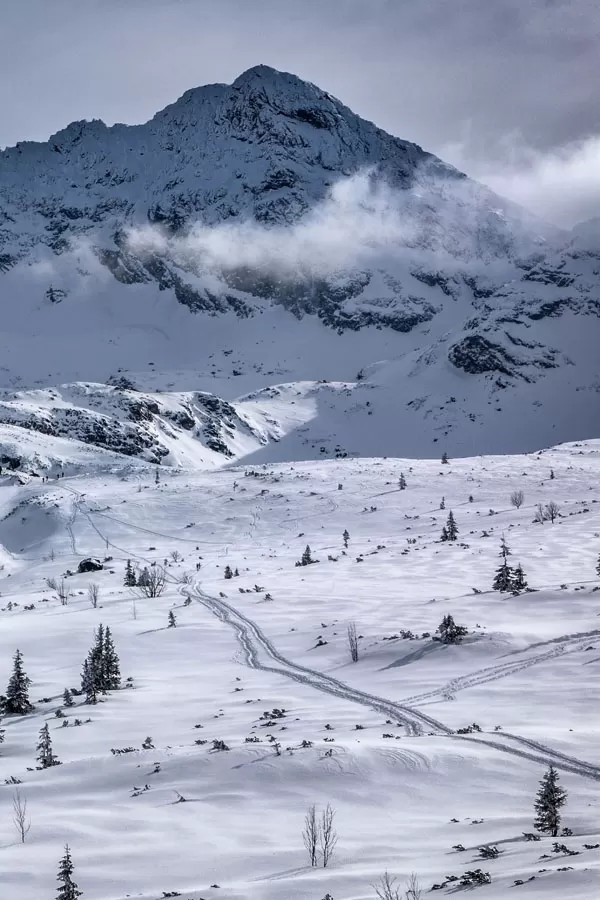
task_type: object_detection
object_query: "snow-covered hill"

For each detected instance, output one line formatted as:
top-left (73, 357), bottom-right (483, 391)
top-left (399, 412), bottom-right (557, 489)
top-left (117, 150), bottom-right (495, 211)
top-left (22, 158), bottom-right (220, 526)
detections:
top-left (1, 441), bottom-right (600, 898)
top-left (0, 64), bottom-right (599, 461)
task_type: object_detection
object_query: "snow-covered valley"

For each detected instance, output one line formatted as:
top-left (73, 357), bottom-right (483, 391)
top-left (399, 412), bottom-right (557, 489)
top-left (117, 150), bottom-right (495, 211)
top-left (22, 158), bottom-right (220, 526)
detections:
top-left (2, 440), bottom-right (600, 898)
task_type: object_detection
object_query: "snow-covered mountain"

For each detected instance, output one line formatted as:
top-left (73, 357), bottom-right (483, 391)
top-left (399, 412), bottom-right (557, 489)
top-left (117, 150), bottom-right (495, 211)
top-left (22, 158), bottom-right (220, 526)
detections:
top-left (0, 64), bottom-right (599, 466)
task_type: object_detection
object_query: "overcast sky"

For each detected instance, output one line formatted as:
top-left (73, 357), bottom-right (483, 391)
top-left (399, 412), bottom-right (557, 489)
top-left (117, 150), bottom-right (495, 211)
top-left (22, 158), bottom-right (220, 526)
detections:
top-left (1, 0), bottom-right (599, 227)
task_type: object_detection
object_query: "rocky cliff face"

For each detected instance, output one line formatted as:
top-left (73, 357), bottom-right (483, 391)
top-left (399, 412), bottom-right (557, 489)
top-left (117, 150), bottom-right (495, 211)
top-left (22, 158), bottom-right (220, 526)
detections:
top-left (0, 65), bottom-right (598, 462)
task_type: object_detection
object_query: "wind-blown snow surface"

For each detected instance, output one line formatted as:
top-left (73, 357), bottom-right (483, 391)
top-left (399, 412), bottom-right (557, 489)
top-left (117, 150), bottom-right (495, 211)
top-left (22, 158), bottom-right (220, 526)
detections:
top-left (1, 442), bottom-right (600, 898)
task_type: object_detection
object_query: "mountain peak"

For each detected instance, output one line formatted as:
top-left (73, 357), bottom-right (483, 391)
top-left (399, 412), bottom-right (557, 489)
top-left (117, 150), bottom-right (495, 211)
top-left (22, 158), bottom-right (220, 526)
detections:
top-left (231, 64), bottom-right (285, 87)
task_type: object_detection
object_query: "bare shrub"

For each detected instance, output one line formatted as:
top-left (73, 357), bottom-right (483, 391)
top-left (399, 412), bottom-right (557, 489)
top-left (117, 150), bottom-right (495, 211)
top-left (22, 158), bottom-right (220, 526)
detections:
top-left (170, 550), bottom-right (182, 563)
top-left (320, 803), bottom-right (338, 868)
top-left (137, 566), bottom-right (167, 598)
top-left (534, 503), bottom-right (547, 524)
top-left (88, 583), bottom-right (99, 608)
top-left (510, 490), bottom-right (525, 509)
top-left (54, 579), bottom-right (69, 605)
top-left (46, 576), bottom-right (58, 592)
top-left (12, 789), bottom-right (31, 843)
top-left (302, 803), bottom-right (319, 867)
top-left (545, 501), bottom-right (560, 523)
top-left (373, 872), bottom-right (401, 900)
top-left (347, 622), bottom-right (359, 662)
top-left (405, 873), bottom-right (422, 900)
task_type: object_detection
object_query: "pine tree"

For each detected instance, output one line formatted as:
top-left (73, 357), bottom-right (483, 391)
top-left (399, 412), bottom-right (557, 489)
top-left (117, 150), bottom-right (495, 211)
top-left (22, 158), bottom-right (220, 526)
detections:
top-left (63, 688), bottom-right (74, 708)
top-left (56, 845), bottom-right (82, 900)
top-left (168, 610), bottom-right (177, 628)
top-left (102, 627), bottom-right (121, 691)
top-left (534, 765), bottom-right (567, 836)
top-left (80, 659), bottom-right (96, 705)
top-left (440, 525), bottom-right (449, 542)
top-left (301, 545), bottom-right (313, 565)
top-left (224, 565), bottom-right (233, 579)
top-left (124, 559), bottom-right (137, 587)
top-left (155, 467), bottom-right (160, 485)
top-left (499, 535), bottom-right (511, 559)
top-left (596, 552), bottom-right (600, 578)
top-left (342, 529), bottom-right (350, 548)
top-left (512, 564), bottom-right (528, 592)
top-left (441, 452), bottom-right (449, 464)
top-left (446, 511), bottom-right (458, 541)
top-left (493, 559), bottom-right (514, 591)
top-left (5, 649), bottom-right (33, 715)
top-left (90, 625), bottom-right (106, 693)
top-left (437, 614), bottom-right (468, 644)
top-left (37, 722), bottom-right (60, 768)
top-left (0, 711), bottom-right (4, 745)
top-left (399, 473), bottom-right (407, 490)
top-left (440, 496), bottom-right (446, 510)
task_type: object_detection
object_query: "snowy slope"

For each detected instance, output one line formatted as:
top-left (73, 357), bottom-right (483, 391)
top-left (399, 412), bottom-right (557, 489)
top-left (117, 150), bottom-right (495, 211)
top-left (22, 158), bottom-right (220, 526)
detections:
top-left (0, 65), bottom-right (599, 460)
top-left (1, 442), bottom-right (600, 898)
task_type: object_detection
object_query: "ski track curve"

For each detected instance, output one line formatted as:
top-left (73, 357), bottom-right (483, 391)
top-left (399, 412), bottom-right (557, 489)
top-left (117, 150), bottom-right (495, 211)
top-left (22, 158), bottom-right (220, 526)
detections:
top-left (191, 585), bottom-right (452, 737)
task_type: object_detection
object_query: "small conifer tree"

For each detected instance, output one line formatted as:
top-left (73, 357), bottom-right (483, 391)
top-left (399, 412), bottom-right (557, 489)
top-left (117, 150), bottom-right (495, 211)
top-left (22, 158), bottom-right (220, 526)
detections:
top-left (437, 614), bottom-right (468, 644)
top-left (5, 649), bottom-right (33, 715)
top-left (399, 473), bottom-right (407, 490)
top-left (446, 511), bottom-right (458, 541)
top-left (512, 564), bottom-right (528, 592)
top-left (596, 552), bottom-right (600, 578)
top-left (224, 565), bottom-right (233, 579)
top-left (37, 722), bottom-right (60, 768)
top-left (63, 688), bottom-right (74, 708)
top-left (440, 525), bottom-right (449, 542)
top-left (534, 765), bottom-right (567, 836)
top-left (102, 627), bottom-right (121, 690)
top-left (441, 451), bottom-right (449, 464)
top-left (440, 496), bottom-right (445, 510)
top-left (81, 659), bottom-right (97, 705)
top-left (56, 845), bottom-right (82, 900)
top-left (168, 610), bottom-right (177, 628)
top-left (301, 545), bottom-right (314, 565)
top-left (124, 559), bottom-right (137, 587)
top-left (493, 559), bottom-right (514, 592)
top-left (342, 529), bottom-right (350, 548)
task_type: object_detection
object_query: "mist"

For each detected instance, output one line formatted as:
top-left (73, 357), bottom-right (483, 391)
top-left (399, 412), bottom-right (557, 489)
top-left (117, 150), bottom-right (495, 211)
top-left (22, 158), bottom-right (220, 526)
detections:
top-left (126, 171), bottom-right (421, 279)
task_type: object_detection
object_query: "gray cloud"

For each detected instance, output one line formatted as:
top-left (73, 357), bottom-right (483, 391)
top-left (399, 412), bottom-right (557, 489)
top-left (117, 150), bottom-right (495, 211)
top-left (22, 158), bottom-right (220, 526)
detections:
top-left (1, 0), bottom-right (599, 226)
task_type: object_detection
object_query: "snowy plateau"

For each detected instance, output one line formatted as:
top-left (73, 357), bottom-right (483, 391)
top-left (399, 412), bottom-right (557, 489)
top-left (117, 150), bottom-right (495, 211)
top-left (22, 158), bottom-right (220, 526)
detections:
top-left (0, 65), bottom-right (600, 900)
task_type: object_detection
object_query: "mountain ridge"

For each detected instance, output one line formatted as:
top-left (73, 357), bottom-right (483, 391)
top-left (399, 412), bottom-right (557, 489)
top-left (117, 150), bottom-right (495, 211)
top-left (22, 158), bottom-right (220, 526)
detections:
top-left (0, 65), bottom-right (598, 465)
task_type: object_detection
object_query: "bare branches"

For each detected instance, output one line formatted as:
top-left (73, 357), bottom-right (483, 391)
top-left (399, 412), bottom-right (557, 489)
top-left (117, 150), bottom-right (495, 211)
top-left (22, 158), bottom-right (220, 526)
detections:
top-left (374, 872), bottom-right (401, 900)
top-left (88, 582), bottom-right (99, 608)
top-left (510, 490), bottom-right (524, 509)
top-left (373, 872), bottom-right (422, 900)
top-left (54, 579), bottom-right (69, 605)
top-left (136, 565), bottom-right (167, 598)
top-left (302, 803), bottom-right (338, 868)
top-left (12, 789), bottom-right (31, 843)
top-left (302, 803), bottom-right (319, 867)
top-left (405, 873), bottom-right (422, 900)
top-left (320, 803), bottom-right (338, 868)
top-left (545, 501), bottom-right (560, 524)
top-left (347, 622), bottom-right (359, 662)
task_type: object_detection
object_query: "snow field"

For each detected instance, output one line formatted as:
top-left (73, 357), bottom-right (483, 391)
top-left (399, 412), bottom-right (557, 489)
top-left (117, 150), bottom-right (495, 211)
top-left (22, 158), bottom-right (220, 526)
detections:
top-left (1, 441), bottom-right (600, 898)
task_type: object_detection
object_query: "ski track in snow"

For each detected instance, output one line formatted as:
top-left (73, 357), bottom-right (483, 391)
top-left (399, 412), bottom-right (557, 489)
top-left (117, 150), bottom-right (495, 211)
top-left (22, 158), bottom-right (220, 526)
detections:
top-left (398, 631), bottom-right (600, 705)
top-left (190, 585), bottom-right (600, 781)
top-left (190, 585), bottom-right (449, 737)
